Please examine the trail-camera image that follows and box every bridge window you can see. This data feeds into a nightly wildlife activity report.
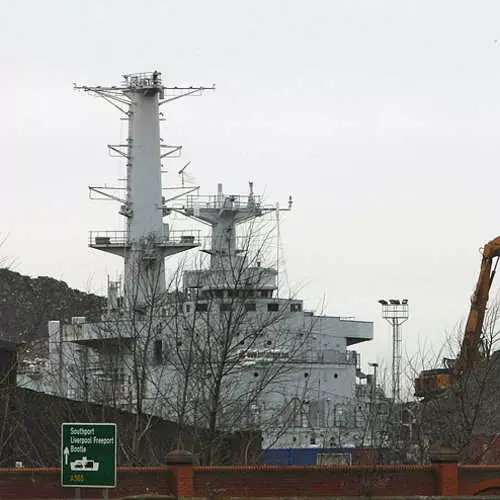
[267,303,279,312]
[153,340,163,364]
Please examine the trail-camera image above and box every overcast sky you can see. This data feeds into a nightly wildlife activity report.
[2,0,500,381]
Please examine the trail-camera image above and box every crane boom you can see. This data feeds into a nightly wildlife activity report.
[415,236,500,397]
[456,236,500,373]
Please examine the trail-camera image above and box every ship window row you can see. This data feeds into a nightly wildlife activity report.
[239,350,290,360]
[153,339,163,364]
[187,302,302,314]
[192,289,274,300]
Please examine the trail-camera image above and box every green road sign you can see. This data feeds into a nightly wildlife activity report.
[61,423,117,488]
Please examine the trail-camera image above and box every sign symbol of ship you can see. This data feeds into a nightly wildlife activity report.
[70,456,99,472]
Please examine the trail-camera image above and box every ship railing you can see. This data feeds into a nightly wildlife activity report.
[123,72,162,88]
[297,351,356,364]
[89,231,128,246]
[185,194,262,211]
[238,349,290,365]
[89,230,201,247]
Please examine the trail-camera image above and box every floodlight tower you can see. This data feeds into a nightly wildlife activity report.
[378,299,409,403]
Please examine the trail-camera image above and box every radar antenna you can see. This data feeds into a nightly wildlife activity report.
[178,161,192,187]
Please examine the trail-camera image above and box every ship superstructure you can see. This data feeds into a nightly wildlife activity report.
[17,71,377,457]
[168,184,374,448]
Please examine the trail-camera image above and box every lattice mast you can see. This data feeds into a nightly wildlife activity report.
[378,299,409,403]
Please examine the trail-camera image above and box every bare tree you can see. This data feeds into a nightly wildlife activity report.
[160,222,312,464]
[49,219,310,465]
[408,293,500,463]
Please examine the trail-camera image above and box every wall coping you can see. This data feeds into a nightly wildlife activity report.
[0,466,171,475]
[205,497,500,500]
[194,465,435,472]
[460,464,500,470]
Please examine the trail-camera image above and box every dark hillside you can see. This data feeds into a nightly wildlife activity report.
[0,268,104,342]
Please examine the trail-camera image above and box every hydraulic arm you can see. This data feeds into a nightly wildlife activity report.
[414,236,500,397]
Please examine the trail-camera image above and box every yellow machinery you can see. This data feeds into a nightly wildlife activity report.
[414,236,500,398]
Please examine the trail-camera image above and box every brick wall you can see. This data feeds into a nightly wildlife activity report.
[0,467,173,499]
[1,456,500,498]
[193,465,436,497]
[459,465,500,496]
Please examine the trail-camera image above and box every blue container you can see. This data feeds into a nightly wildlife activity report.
[264,447,353,465]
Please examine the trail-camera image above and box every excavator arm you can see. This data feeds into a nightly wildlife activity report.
[456,236,500,373]
[414,236,500,397]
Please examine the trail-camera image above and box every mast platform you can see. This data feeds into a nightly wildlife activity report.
[89,230,200,254]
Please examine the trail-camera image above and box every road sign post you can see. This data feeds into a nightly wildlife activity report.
[61,423,117,488]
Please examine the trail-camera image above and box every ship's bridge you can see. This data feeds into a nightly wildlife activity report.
[183,266,277,291]
[305,314,373,346]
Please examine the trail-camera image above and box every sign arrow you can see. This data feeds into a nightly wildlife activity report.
[63,447,69,466]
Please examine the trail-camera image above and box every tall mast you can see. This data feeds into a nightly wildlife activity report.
[76,72,214,309]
